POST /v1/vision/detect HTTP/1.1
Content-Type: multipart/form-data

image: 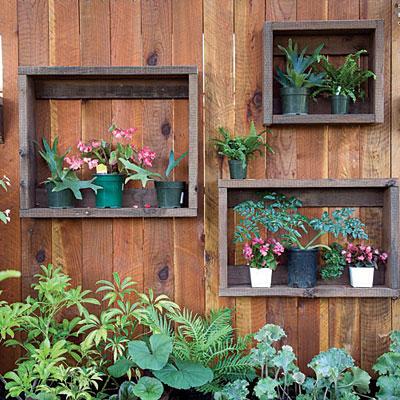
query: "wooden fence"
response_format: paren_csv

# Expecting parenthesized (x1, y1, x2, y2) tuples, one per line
(0, 0, 398, 374)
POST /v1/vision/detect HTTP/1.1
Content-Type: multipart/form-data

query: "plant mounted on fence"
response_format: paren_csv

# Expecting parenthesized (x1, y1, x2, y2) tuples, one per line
(276, 39, 325, 115)
(77, 124, 158, 208)
(121, 149, 188, 208)
(37, 137, 101, 208)
(0, 175, 10, 224)
(298, 348, 371, 400)
(313, 50, 376, 114)
(213, 121, 274, 179)
(343, 243, 388, 288)
(243, 238, 285, 288)
(234, 192, 368, 288)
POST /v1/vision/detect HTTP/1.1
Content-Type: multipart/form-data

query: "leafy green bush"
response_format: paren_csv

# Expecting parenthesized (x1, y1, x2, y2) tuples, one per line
(213, 121, 273, 168)
(275, 39, 325, 90)
(320, 242, 347, 280)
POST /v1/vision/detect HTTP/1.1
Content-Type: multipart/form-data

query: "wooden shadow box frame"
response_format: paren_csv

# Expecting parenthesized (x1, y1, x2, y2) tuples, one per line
(218, 179, 399, 298)
(18, 66, 198, 218)
(263, 19, 384, 126)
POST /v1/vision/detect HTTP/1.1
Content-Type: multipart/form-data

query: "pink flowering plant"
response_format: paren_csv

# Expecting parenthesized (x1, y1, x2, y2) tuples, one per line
(76, 124, 158, 187)
(343, 243, 388, 269)
(37, 137, 101, 200)
(243, 237, 285, 270)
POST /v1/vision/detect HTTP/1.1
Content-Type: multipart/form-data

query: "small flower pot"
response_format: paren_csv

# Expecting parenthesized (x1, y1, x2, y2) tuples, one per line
(280, 87, 309, 115)
(349, 266, 374, 288)
(250, 267, 272, 288)
(93, 174, 124, 208)
(228, 160, 247, 179)
(46, 182, 74, 209)
(331, 95, 350, 114)
(287, 248, 318, 288)
(155, 181, 185, 208)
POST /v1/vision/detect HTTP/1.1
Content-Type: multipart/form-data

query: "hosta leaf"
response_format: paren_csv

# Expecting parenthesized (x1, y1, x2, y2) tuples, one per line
(132, 377, 163, 400)
(153, 360, 213, 389)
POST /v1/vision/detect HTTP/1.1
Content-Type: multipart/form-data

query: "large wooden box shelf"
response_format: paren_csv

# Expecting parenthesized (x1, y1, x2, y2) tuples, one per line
(263, 19, 384, 126)
(218, 179, 399, 298)
(18, 66, 198, 218)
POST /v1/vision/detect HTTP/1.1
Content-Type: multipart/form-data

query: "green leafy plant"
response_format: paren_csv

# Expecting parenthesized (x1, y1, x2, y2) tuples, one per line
(37, 137, 101, 200)
(214, 379, 249, 400)
(373, 331, 400, 400)
(121, 150, 187, 186)
(234, 193, 368, 253)
(298, 348, 371, 400)
(276, 39, 325, 89)
(313, 50, 376, 101)
(0, 175, 11, 224)
(320, 242, 347, 280)
(213, 121, 273, 168)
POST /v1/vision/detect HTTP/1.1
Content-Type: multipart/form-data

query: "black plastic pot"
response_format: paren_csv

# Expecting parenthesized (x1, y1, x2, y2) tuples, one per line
(155, 181, 185, 208)
(46, 182, 74, 208)
(280, 87, 309, 115)
(228, 160, 247, 179)
(287, 248, 318, 288)
(331, 95, 349, 114)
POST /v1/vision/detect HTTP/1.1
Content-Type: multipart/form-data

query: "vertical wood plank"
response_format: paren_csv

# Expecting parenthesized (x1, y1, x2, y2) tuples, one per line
(359, 0, 392, 373)
(172, 0, 204, 313)
(204, 0, 235, 312)
(80, 0, 113, 300)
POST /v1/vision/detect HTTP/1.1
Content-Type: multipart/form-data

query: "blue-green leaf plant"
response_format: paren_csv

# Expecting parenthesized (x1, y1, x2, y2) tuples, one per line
(37, 137, 102, 200)
(214, 324, 305, 400)
(234, 192, 368, 273)
(275, 39, 325, 90)
(298, 348, 371, 400)
(373, 331, 400, 399)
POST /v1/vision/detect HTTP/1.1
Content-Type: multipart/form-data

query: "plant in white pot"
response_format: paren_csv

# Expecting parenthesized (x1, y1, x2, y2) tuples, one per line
(242, 237, 284, 288)
(343, 243, 388, 288)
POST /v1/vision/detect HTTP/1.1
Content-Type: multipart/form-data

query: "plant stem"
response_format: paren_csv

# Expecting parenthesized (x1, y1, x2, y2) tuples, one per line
(303, 231, 325, 249)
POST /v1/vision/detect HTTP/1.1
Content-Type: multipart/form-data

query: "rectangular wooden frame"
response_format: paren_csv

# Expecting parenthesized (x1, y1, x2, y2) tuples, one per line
(263, 19, 384, 126)
(19, 66, 198, 218)
(219, 179, 399, 297)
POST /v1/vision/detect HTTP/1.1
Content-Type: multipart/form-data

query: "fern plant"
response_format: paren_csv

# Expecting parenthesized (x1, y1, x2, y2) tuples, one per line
(313, 50, 376, 101)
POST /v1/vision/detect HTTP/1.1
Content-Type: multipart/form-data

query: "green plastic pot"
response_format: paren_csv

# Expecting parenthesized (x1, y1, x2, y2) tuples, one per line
(287, 248, 318, 288)
(46, 182, 74, 208)
(280, 87, 309, 115)
(93, 174, 124, 208)
(155, 181, 184, 208)
(228, 160, 247, 179)
(331, 95, 350, 114)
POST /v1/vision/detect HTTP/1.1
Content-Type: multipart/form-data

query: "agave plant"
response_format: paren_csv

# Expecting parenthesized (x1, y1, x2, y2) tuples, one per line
(313, 50, 376, 101)
(37, 137, 101, 200)
(276, 39, 325, 89)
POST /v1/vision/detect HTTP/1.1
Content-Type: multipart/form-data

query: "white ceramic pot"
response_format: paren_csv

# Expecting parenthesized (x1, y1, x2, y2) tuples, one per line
(349, 266, 374, 288)
(250, 267, 272, 288)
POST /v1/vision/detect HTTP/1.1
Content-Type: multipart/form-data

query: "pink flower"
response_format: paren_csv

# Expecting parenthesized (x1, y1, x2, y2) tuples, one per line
(138, 146, 156, 167)
(65, 156, 84, 171)
(91, 140, 101, 148)
(88, 159, 99, 170)
(259, 244, 270, 256)
(243, 243, 253, 261)
(77, 140, 92, 153)
(272, 242, 284, 256)
(380, 252, 388, 262)
(357, 255, 365, 261)
(251, 237, 264, 245)
(112, 127, 137, 140)
(144, 203, 151, 208)
(133, 205, 139, 209)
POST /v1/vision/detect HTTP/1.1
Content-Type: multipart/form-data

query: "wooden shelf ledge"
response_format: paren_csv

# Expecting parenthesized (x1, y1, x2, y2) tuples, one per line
(20, 207, 197, 218)
(220, 285, 400, 298)
(272, 114, 376, 125)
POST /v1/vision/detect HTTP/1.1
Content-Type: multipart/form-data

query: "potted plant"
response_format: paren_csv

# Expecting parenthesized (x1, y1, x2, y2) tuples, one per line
(313, 50, 376, 114)
(77, 124, 157, 208)
(276, 39, 325, 115)
(121, 150, 188, 208)
(343, 243, 388, 288)
(234, 193, 368, 288)
(37, 137, 101, 208)
(213, 121, 274, 179)
(242, 238, 284, 288)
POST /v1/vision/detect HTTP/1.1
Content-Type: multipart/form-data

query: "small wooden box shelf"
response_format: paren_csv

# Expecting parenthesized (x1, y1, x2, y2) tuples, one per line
(18, 66, 198, 218)
(218, 179, 399, 298)
(263, 19, 384, 126)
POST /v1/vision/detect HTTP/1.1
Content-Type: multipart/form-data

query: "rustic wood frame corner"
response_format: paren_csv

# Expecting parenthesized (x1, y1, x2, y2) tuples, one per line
(18, 66, 198, 218)
(263, 19, 385, 126)
(218, 179, 399, 298)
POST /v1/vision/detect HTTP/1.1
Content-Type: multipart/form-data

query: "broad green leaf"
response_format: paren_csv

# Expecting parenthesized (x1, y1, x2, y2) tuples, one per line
(118, 381, 138, 400)
(132, 377, 163, 400)
(108, 358, 136, 378)
(153, 360, 213, 389)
